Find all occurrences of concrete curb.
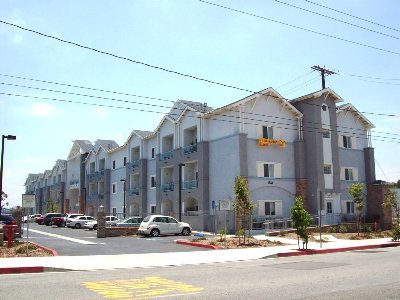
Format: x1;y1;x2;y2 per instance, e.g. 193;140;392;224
176;239;220;250
277;242;400;257
29;241;59;256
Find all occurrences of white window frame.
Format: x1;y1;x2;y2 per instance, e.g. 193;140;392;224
323;164;332;175
258;200;283;217
111;182;117;194
150;205;156;214
342;135;352;149
151;147;155;159
256;162;282;178
262;126;274;139
346;201;355;214
112;160;116;169
326;201;333;214
341;167;358;181
112;207;117;216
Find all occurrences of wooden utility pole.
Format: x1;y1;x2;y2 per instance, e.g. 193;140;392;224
311;66;336;89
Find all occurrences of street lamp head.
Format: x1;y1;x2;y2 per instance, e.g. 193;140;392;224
3;135;16;140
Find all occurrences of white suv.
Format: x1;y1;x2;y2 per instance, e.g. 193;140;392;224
137;215;191;237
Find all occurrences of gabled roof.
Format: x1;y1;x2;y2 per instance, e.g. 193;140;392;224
205;87;303;118
290;88;344;104
68;140;93;159
168;100;211;121
337;103;375;129
125;129;154;145
95;139;119;152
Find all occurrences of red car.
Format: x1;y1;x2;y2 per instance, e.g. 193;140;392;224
35;215;44;225
51;214;67;227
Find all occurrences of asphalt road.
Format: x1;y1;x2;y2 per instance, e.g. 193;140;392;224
1;247;400;299
21;223;208;256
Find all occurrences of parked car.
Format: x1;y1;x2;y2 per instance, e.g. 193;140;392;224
43;213;64;226
35;215;44;225
51;214;67;227
66;215;95;229
23;214;42;223
0;214;22;238
116;217;143;227
64;213;84;226
137;215;191;237
84;216;120;230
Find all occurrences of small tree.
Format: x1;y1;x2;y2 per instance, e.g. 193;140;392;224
382;189;400;241
45;198;59;213
349;183;364;237
233;176;254;244
291;196;312;250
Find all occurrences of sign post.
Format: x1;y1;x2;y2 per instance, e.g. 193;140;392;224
22;194;36;256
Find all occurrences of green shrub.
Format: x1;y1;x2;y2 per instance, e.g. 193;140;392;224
327;226;337;233
363;225;373;233
338;225;349;233
392;225;400;242
218;228;226;242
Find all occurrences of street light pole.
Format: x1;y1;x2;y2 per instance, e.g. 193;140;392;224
120;179;126;218
0;134;16;216
178;163;185;222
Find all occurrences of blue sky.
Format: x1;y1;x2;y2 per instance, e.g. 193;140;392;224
0;0;399;208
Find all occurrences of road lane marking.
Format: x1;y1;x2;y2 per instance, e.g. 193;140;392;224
82;276;203;299
25;228;97;245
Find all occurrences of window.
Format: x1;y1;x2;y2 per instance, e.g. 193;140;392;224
323;164;332;175
326;202;333;214
346;202;355;214
123;157;127;166
264;164;274;178
257;162;281;178
150;175;156;188
345;168;354;181
151;205;156;214
322;104;327;111
343;136;352;149
112;207;116;216
151;147;155;159
262;126;274;139
112;182;117;194
112;160;115;169
322;130;330;138
265;202;276;216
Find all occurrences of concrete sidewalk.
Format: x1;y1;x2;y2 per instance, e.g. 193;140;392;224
1;235;399;274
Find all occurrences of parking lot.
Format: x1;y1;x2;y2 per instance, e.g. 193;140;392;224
21;223;209;256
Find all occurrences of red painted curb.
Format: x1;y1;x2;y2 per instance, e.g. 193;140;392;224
277;242;400;257
176;240;220;250
0;266;44;274
29;241;58;256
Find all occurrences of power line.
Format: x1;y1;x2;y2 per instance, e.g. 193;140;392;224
1;19;399;118
275;71;315;89
273;0;400;40
2;91;398;143
0;73;174;103
0;20;256;95
197;0;400;55
302;0;400;33
2;79;398;136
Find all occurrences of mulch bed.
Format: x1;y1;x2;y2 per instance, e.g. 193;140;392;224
0;241;53;258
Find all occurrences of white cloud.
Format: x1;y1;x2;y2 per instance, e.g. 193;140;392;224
93;107;109;117
12;34;23;44
30;102;57;116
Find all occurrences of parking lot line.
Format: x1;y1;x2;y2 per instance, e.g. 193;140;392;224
24;228;98;245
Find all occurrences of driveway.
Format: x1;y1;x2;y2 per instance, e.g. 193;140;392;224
22;223;208;256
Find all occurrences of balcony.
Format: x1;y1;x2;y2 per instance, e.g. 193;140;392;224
69;179;79;186
183;143;197;155
183;180;198;189
160;150;173;161
161;182;174;192
88;170;105;180
128;160;139;169
130;187;140;195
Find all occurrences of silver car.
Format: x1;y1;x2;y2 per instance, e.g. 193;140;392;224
137;215;191;237
66;215;95;229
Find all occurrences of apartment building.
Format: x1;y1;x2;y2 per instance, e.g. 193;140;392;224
24;87;381;232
